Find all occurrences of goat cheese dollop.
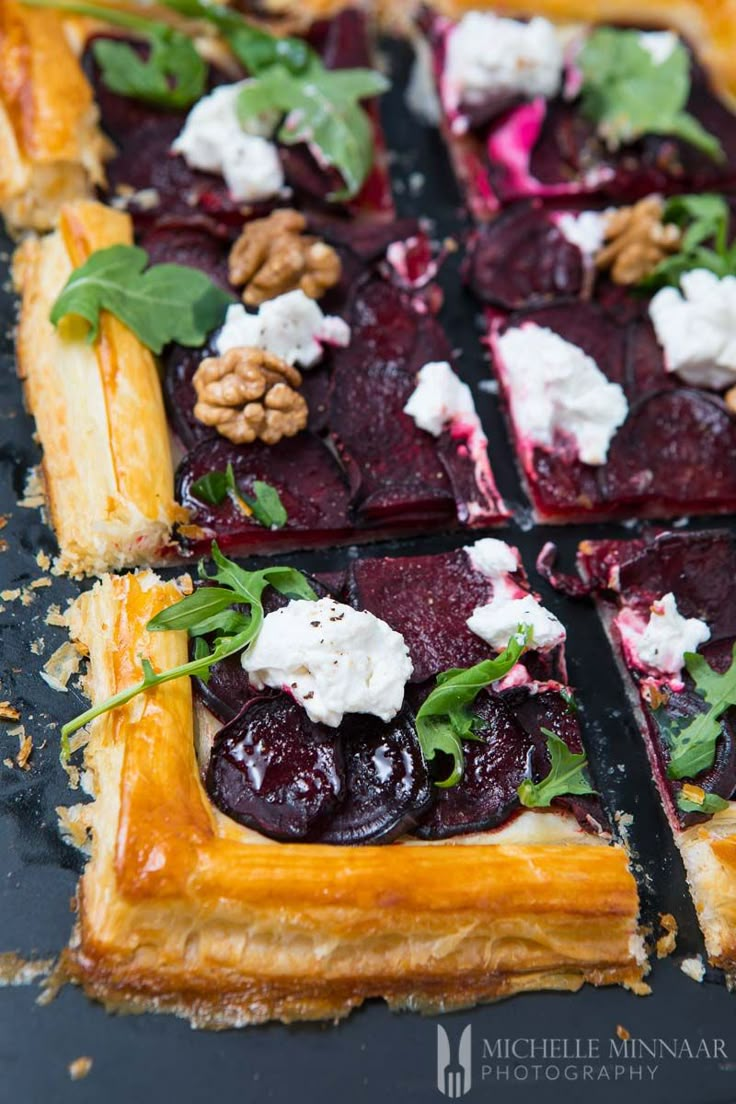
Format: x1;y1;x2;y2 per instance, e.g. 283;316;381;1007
403;361;480;436
242;598;413;727
495;324;629;465
464;538;566;652
638;30;679;66
616;593;711;678
216;290;351;368
444;12;564;116
172;83;284;202
649;269;736;390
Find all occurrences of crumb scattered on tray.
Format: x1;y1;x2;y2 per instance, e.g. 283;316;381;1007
680;955;705;982
68;1057;93;1081
45;603;68;628
1;589;20;602
656;913;678;959
0;952;54;987
0;701;20;721
18;468;45;510
30;638;44;656
8;725;33;770
41;642;82;693
29;577;52;590
35;550;51;571
616;1025;630;1041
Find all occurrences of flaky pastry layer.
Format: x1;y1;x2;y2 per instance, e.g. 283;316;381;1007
60;571;647;1027
14;200;183;577
0;0;111;233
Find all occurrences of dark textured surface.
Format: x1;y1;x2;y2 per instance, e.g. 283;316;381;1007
2;38;736;1104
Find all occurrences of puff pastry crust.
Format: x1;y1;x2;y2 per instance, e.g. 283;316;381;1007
60;571;647;1027
0;0;111;233
14;200;183;577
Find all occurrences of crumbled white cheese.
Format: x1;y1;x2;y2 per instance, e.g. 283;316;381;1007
495;324;629;465
467;594;566;653
242;598;413;727
464;537;518;578
403;361;480;436
638;30;678;66
463;538;566;653
618;592;711;677
445;12;564;112
172;82;284;202
649;269;736;390
556;210;608;257
216;290;351;368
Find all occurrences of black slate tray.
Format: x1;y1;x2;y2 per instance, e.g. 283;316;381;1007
2;38;736;1104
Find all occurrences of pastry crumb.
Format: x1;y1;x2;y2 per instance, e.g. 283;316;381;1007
680;955;705;982
0;952;54;987
1;588;20;602
18;468;45;510
35;550;51;571
29;577;52;590
45;603;68;628
656;913;678;959
8;725;33;770
41;642;82;693
616;1025;630;1041
0;701;20;721
68;1057;93;1081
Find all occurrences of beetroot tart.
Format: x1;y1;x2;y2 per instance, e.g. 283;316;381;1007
420;8;736;220
578;529;736;979
55;539;646;1024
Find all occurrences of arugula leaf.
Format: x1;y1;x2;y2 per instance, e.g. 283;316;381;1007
50;245;233;353
579;28;723;162
21;0;206;108
677;789;730;815
642;193;735;289
237;62;388;200
61;544;316;744
191;463;288;528
665;643;736;780
518;728;596;808
416;630;528;788
158;0;312;76
92;31;206;109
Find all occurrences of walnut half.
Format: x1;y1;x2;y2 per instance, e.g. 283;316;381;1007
228;208;342;306
595;197;681;285
193;347;308;445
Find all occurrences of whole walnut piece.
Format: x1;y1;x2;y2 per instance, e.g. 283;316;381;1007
193;346;308;445
595;197;682;285
228;208;342;306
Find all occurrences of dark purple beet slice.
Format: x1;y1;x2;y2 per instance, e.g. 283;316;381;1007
207;694;344;841
348;548;495;682
599;389;736;513
176;433;359;555
316;711;434;844
464;204;584;309
329;278;457;524
138;220;233;291
195;574;337;724
414;690;532;839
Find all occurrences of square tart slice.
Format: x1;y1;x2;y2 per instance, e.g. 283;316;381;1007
419;3;736;220
60;543;647;1027
578;529;736;978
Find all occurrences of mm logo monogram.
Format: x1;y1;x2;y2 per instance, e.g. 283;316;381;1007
437;1025;472;1098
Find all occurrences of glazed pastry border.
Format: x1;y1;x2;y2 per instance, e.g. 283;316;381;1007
578;543;736;979
60;570;647;1027
13;200;183;577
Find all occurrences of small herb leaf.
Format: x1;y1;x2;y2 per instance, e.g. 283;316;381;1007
50;245;233;352
416;630;528;788
665;643;736;780
191;464;288;528
248;480;288;528
579;28;723;162
643;193;734;289
92;29;206;109
518;728;595;808
677;790;730;815
237;61;389;200
190;470;229;506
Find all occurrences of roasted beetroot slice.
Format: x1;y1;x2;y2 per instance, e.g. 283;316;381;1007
599;389;736;514
206;695;344;841
194;574;337;723
465;205;583;308
316;711;433;844
348;549;496;682
415;691;532;839
329;278;458;525
139;221;232;291
176;434;358;554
